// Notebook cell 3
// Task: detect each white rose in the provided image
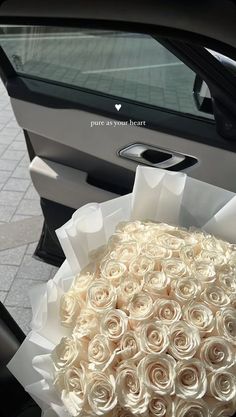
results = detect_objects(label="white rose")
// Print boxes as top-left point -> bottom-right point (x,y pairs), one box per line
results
88,334 -> 114,370
198,249 -> 226,268
143,242 -> 172,269
180,244 -> 201,265
87,279 -> 117,313
155,298 -> 182,324
218,271 -> 236,296
199,336 -> 234,371
109,241 -> 140,265
209,400 -> 236,417
100,309 -> 128,342
117,276 -> 143,310
129,255 -> 155,279
128,291 -> 154,321
162,258 -> 190,279
113,405 -> 137,417
143,271 -> 170,297
100,259 -> 127,287
155,232 -> 185,256
138,353 -> 176,395
87,371 -> 117,416
151,222 -> 177,234
115,220 -> 144,235
184,301 -> 215,335
72,265 -> 95,300
116,360 -> 150,415
208,371 -> 236,402
73,308 -> 99,339
51,336 -> 88,371
170,277 -> 201,304
175,398 -> 210,417
119,331 -> 141,360
140,322 -> 169,354
175,358 -> 207,399
216,307 -> 236,345
193,260 -> 216,283
54,365 -> 86,417
201,235 -> 230,254
60,290 -> 82,327
201,285 -> 230,312
148,395 -> 173,417
168,321 -> 200,360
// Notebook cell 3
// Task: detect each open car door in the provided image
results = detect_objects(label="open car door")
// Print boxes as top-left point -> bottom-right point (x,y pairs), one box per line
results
0,0 -> 236,266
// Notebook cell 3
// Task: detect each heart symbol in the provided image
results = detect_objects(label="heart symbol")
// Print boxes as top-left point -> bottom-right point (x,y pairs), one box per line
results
115,104 -> 122,111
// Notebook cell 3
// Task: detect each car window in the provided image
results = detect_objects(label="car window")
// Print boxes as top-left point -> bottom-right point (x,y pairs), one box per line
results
0,25 -> 214,119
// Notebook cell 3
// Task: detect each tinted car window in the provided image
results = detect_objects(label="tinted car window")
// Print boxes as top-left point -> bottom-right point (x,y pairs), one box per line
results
0,26 -> 213,118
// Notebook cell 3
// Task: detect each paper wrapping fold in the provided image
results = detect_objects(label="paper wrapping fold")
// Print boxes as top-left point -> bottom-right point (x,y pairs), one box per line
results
7,166 -> 236,417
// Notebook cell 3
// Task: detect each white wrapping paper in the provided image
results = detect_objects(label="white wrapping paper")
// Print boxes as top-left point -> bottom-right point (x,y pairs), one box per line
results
7,166 -> 236,417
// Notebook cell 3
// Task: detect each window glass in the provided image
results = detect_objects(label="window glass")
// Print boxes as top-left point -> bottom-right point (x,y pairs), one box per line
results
0,26 -> 213,118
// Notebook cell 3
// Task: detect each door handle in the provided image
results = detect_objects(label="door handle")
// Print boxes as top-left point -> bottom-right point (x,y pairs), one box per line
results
118,143 -> 197,170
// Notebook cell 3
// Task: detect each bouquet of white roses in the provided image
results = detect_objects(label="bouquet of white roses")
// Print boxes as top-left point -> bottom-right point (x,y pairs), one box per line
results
7,167 -> 236,417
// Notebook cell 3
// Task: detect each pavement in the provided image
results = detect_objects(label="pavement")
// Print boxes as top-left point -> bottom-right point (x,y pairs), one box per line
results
0,80 -> 58,334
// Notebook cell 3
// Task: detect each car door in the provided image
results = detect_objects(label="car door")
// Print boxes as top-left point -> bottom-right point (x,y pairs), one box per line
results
0,0 -> 236,266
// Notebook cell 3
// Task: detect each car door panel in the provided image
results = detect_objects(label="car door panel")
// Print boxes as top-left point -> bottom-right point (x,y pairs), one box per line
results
10,98 -> 236,198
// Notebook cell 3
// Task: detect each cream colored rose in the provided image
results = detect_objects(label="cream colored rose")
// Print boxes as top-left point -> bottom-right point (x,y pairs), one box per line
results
128,291 -> 154,321
168,321 -> 200,360
144,271 -> 170,297
60,290 -> 82,327
218,271 -> 236,296
155,232 -> 185,256
115,220 -> 144,234
100,309 -> 128,342
88,334 -> 114,369
129,255 -> 155,279
155,298 -> 182,324
175,398 -> 210,417
116,360 -> 150,414
162,258 -> 189,279
54,365 -> 86,417
138,353 -> 176,395
201,285 -> 230,312
148,395 -> 173,417
143,242 -> 172,269
208,371 -> 236,402
113,405 -> 137,417
109,241 -> 140,265
170,277 -> 201,304
180,244 -> 201,266
199,336 -> 234,371
198,249 -> 226,268
87,279 -> 117,313
201,235 -> 231,254
175,359 -> 207,399
73,308 -> 99,339
216,307 -> 236,345
193,260 -> 216,283
51,336 -> 88,371
87,371 -> 117,416
184,301 -> 214,335
209,400 -> 236,417
140,322 -> 169,354
100,259 -> 127,287
117,276 -> 143,309
72,265 -> 95,300
119,330 -> 141,360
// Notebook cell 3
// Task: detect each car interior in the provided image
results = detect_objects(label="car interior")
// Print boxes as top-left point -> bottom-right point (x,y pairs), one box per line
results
0,0 -> 236,416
